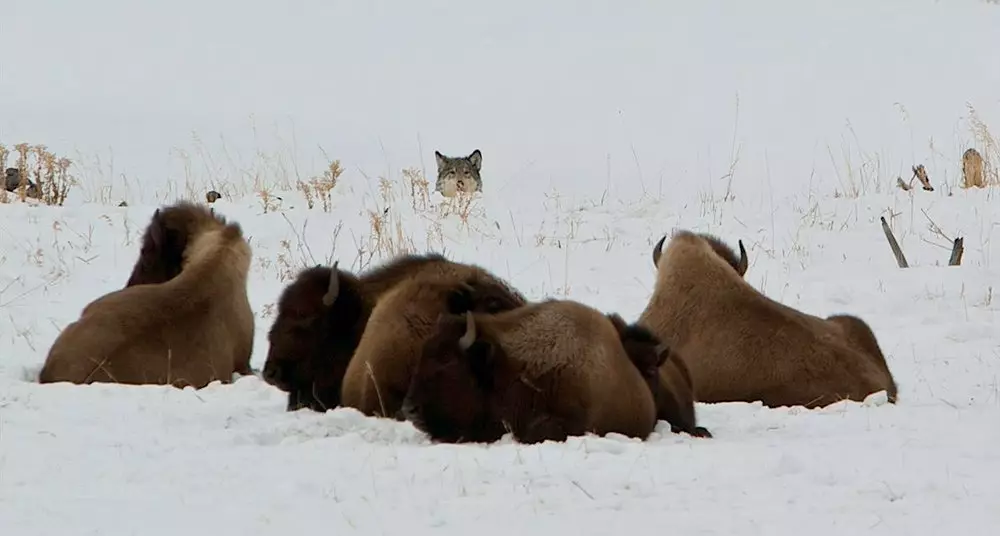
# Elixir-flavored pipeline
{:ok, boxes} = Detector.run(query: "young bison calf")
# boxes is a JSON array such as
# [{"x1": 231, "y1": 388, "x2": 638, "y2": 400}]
[
  {"x1": 400, "y1": 300, "x2": 659, "y2": 444},
  {"x1": 39, "y1": 202, "x2": 255, "y2": 388},
  {"x1": 263, "y1": 254, "x2": 526, "y2": 412},
  {"x1": 638, "y1": 230, "x2": 898, "y2": 409},
  {"x1": 339, "y1": 271, "x2": 526, "y2": 419}
]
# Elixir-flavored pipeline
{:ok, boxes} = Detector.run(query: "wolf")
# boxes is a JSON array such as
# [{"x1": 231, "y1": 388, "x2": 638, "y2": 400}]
[{"x1": 435, "y1": 149, "x2": 483, "y2": 197}]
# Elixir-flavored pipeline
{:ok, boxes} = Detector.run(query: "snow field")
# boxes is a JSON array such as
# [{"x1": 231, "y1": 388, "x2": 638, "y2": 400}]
[{"x1": 2, "y1": 0, "x2": 1000, "y2": 533}]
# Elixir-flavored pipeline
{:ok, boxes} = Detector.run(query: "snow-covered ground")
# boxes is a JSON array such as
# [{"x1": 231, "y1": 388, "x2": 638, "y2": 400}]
[{"x1": 2, "y1": 0, "x2": 1000, "y2": 534}]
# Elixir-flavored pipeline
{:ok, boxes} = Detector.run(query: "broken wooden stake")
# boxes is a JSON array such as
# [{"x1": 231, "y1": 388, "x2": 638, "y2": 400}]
[
  {"x1": 948, "y1": 237, "x2": 964, "y2": 266},
  {"x1": 912, "y1": 165, "x2": 934, "y2": 191},
  {"x1": 880, "y1": 216, "x2": 909, "y2": 268}
]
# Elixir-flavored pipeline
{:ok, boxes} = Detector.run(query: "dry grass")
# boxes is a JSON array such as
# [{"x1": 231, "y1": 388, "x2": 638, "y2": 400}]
[
  {"x1": 0, "y1": 143, "x2": 77, "y2": 206},
  {"x1": 297, "y1": 160, "x2": 344, "y2": 212},
  {"x1": 827, "y1": 121, "x2": 885, "y2": 199}
]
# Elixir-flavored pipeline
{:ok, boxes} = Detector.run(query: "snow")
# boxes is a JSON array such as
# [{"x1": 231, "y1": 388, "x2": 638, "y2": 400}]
[{"x1": 2, "y1": 0, "x2": 1000, "y2": 534}]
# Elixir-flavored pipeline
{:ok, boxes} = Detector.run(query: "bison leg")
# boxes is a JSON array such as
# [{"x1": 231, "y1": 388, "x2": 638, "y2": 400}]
[{"x1": 512, "y1": 413, "x2": 575, "y2": 444}]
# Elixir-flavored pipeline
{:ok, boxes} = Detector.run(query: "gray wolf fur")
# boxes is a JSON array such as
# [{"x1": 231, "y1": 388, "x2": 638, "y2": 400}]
[{"x1": 435, "y1": 150, "x2": 483, "y2": 197}]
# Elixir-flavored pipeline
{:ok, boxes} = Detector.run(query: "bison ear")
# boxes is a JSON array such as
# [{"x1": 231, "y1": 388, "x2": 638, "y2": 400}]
[
  {"x1": 605, "y1": 313, "x2": 628, "y2": 335},
  {"x1": 322, "y1": 261, "x2": 340, "y2": 306},
  {"x1": 146, "y1": 209, "x2": 165, "y2": 247},
  {"x1": 653, "y1": 342, "x2": 671, "y2": 368},
  {"x1": 446, "y1": 283, "x2": 475, "y2": 315}
]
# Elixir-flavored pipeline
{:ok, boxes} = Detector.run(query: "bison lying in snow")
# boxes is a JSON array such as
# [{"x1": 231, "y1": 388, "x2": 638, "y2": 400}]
[
  {"x1": 39, "y1": 201, "x2": 256, "y2": 388},
  {"x1": 638, "y1": 230, "x2": 898, "y2": 409},
  {"x1": 262, "y1": 254, "x2": 526, "y2": 412},
  {"x1": 339, "y1": 270, "x2": 527, "y2": 418},
  {"x1": 400, "y1": 300, "x2": 660, "y2": 444},
  {"x1": 124, "y1": 202, "x2": 221, "y2": 287},
  {"x1": 607, "y1": 314, "x2": 712, "y2": 438}
]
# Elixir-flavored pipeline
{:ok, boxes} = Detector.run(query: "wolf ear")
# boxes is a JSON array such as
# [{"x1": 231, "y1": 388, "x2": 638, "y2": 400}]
[
  {"x1": 468, "y1": 149, "x2": 482, "y2": 170},
  {"x1": 435, "y1": 151, "x2": 447, "y2": 169}
]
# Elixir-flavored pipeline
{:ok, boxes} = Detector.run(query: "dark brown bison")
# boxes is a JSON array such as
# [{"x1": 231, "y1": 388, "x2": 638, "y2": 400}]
[
  {"x1": 606, "y1": 314, "x2": 712, "y2": 438},
  {"x1": 262, "y1": 254, "x2": 526, "y2": 412},
  {"x1": 39, "y1": 202, "x2": 255, "y2": 388},
  {"x1": 400, "y1": 299, "x2": 659, "y2": 444},
  {"x1": 339, "y1": 270, "x2": 527, "y2": 418},
  {"x1": 637, "y1": 230, "x2": 898, "y2": 409}
]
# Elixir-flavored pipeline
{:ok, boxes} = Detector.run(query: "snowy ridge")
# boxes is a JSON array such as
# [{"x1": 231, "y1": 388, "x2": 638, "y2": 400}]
[{"x1": 3, "y1": 0, "x2": 1000, "y2": 534}]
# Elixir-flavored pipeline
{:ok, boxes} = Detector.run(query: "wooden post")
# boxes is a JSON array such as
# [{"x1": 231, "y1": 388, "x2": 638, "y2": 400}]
[
  {"x1": 880, "y1": 217, "x2": 909, "y2": 268},
  {"x1": 948, "y1": 237, "x2": 964, "y2": 266}
]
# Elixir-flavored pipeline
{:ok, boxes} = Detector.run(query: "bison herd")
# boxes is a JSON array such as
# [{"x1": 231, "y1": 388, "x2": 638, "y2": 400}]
[{"x1": 37, "y1": 200, "x2": 898, "y2": 444}]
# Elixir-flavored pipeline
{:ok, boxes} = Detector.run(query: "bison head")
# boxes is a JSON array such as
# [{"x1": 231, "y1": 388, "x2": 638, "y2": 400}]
[
  {"x1": 263, "y1": 263, "x2": 365, "y2": 412},
  {"x1": 402, "y1": 311, "x2": 503, "y2": 443},
  {"x1": 126, "y1": 201, "x2": 227, "y2": 287},
  {"x1": 652, "y1": 232, "x2": 748, "y2": 277}
]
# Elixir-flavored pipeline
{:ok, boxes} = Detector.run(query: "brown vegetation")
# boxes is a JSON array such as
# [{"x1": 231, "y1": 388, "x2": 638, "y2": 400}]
[{"x1": 962, "y1": 148, "x2": 986, "y2": 189}]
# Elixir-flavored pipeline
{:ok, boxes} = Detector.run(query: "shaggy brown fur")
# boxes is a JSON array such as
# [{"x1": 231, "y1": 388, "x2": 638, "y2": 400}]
[
  {"x1": 39, "y1": 209, "x2": 255, "y2": 388},
  {"x1": 126, "y1": 202, "x2": 220, "y2": 286},
  {"x1": 263, "y1": 254, "x2": 526, "y2": 412},
  {"x1": 962, "y1": 148, "x2": 986, "y2": 189},
  {"x1": 339, "y1": 270, "x2": 526, "y2": 418},
  {"x1": 400, "y1": 300, "x2": 659, "y2": 444},
  {"x1": 122, "y1": 202, "x2": 255, "y2": 376},
  {"x1": 606, "y1": 314, "x2": 712, "y2": 438},
  {"x1": 638, "y1": 230, "x2": 898, "y2": 409}
]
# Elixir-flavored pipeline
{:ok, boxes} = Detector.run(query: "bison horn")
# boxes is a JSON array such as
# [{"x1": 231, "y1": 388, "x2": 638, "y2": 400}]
[
  {"x1": 736, "y1": 240, "x2": 748, "y2": 276},
  {"x1": 652, "y1": 236, "x2": 666, "y2": 267},
  {"x1": 458, "y1": 311, "x2": 477, "y2": 351},
  {"x1": 322, "y1": 261, "x2": 340, "y2": 306}
]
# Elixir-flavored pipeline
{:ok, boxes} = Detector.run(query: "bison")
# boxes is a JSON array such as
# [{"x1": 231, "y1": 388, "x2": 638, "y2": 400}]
[
  {"x1": 120, "y1": 201, "x2": 255, "y2": 376},
  {"x1": 39, "y1": 202, "x2": 256, "y2": 388},
  {"x1": 606, "y1": 313, "x2": 712, "y2": 438},
  {"x1": 262, "y1": 254, "x2": 526, "y2": 412},
  {"x1": 339, "y1": 270, "x2": 527, "y2": 418},
  {"x1": 637, "y1": 230, "x2": 898, "y2": 409},
  {"x1": 400, "y1": 299, "x2": 659, "y2": 444}
]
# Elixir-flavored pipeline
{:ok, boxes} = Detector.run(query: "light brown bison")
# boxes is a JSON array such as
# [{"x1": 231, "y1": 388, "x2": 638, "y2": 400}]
[
  {"x1": 339, "y1": 270, "x2": 527, "y2": 418},
  {"x1": 400, "y1": 299, "x2": 659, "y2": 444},
  {"x1": 638, "y1": 230, "x2": 898, "y2": 409},
  {"x1": 606, "y1": 313, "x2": 712, "y2": 438},
  {"x1": 121, "y1": 202, "x2": 254, "y2": 376},
  {"x1": 263, "y1": 254, "x2": 526, "y2": 412},
  {"x1": 39, "y1": 202, "x2": 255, "y2": 388}
]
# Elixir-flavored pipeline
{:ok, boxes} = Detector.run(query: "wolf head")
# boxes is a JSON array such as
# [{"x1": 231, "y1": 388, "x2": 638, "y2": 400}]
[{"x1": 435, "y1": 149, "x2": 483, "y2": 197}]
